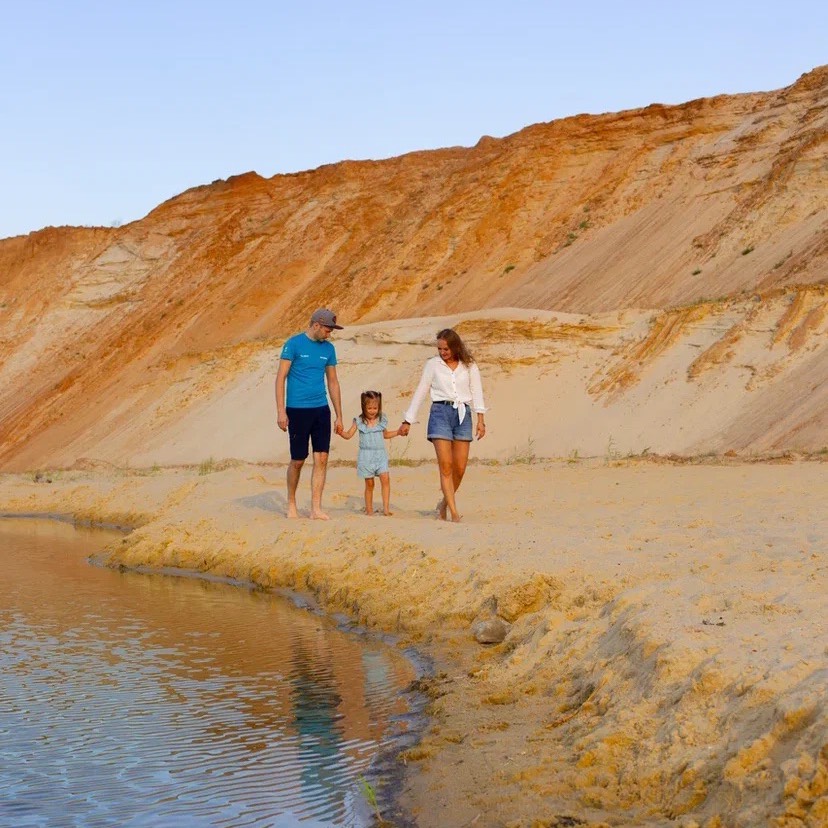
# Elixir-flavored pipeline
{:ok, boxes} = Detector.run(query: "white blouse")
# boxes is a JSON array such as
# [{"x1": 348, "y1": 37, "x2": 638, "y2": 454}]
[{"x1": 403, "y1": 356, "x2": 487, "y2": 425}]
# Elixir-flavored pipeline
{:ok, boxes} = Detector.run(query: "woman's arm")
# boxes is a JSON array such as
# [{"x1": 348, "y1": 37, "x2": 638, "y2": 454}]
[
  {"x1": 469, "y1": 363, "x2": 487, "y2": 414},
  {"x1": 402, "y1": 359, "x2": 435, "y2": 425},
  {"x1": 470, "y1": 363, "x2": 487, "y2": 440}
]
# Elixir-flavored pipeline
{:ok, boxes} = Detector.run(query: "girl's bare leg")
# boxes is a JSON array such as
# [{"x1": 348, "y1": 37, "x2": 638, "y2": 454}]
[
  {"x1": 364, "y1": 477, "x2": 375, "y2": 515},
  {"x1": 433, "y1": 439, "x2": 461, "y2": 521},
  {"x1": 379, "y1": 472, "x2": 392, "y2": 515}
]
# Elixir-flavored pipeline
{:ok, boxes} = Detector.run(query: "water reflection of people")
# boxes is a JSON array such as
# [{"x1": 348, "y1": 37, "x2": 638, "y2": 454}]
[
  {"x1": 290, "y1": 643, "x2": 350, "y2": 817},
  {"x1": 2, "y1": 520, "x2": 414, "y2": 824}
]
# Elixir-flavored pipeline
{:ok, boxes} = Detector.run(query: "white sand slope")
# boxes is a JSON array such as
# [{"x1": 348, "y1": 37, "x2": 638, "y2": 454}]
[{"x1": 20, "y1": 286, "x2": 824, "y2": 472}]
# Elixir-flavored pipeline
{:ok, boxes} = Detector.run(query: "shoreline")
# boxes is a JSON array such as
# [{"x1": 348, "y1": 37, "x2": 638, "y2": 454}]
[
  {"x1": 1, "y1": 509, "x2": 432, "y2": 828},
  {"x1": 97, "y1": 554, "x2": 435, "y2": 828},
  {"x1": 1, "y1": 460, "x2": 826, "y2": 826}
]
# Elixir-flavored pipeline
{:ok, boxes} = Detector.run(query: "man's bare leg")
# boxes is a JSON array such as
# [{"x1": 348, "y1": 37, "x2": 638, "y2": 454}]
[
  {"x1": 286, "y1": 459, "x2": 304, "y2": 518},
  {"x1": 310, "y1": 451, "x2": 330, "y2": 520}
]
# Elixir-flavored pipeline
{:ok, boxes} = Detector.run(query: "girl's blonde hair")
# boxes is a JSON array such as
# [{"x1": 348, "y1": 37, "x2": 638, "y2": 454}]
[
  {"x1": 436, "y1": 328, "x2": 474, "y2": 366},
  {"x1": 359, "y1": 390, "x2": 383, "y2": 423}
]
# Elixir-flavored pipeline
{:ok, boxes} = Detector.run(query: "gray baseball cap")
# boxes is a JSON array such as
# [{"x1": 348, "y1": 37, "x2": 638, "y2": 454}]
[{"x1": 310, "y1": 308, "x2": 343, "y2": 329}]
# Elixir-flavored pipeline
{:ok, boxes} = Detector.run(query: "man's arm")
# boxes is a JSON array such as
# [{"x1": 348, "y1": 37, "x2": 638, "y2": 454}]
[
  {"x1": 326, "y1": 364, "x2": 343, "y2": 435},
  {"x1": 275, "y1": 358, "x2": 291, "y2": 431}
]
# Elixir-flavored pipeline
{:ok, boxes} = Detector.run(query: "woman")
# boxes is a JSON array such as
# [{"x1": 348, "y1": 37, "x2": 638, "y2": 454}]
[{"x1": 399, "y1": 329, "x2": 487, "y2": 522}]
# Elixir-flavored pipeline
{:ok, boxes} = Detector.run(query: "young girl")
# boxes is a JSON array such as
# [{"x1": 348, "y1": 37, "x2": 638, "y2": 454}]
[{"x1": 339, "y1": 390, "x2": 400, "y2": 515}]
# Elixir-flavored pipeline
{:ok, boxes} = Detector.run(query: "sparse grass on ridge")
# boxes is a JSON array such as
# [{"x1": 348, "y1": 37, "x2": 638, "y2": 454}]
[
  {"x1": 505, "y1": 437, "x2": 537, "y2": 465},
  {"x1": 455, "y1": 318, "x2": 614, "y2": 344},
  {"x1": 604, "y1": 435, "x2": 621, "y2": 465},
  {"x1": 773, "y1": 251, "x2": 793, "y2": 269}
]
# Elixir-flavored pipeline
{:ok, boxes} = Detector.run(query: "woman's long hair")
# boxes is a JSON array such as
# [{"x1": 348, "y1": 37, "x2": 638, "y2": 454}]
[
  {"x1": 436, "y1": 328, "x2": 474, "y2": 366},
  {"x1": 359, "y1": 390, "x2": 382, "y2": 423}
]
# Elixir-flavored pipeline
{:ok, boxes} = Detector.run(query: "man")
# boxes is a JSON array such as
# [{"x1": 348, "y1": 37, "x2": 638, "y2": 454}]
[{"x1": 275, "y1": 308, "x2": 344, "y2": 519}]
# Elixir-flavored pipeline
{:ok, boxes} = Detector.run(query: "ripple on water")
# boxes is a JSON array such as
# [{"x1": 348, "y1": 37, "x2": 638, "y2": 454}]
[{"x1": 0, "y1": 518, "x2": 419, "y2": 827}]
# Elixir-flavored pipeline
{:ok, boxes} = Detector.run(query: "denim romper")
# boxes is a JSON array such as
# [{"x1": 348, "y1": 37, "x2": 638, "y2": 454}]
[{"x1": 356, "y1": 414, "x2": 389, "y2": 479}]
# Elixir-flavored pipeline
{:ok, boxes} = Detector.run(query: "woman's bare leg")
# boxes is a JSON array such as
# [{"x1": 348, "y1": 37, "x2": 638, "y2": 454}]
[
  {"x1": 379, "y1": 472, "x2": 392, "y2": 515},
  {"x1": 436, "y1": 440, "x2": 471, "y2": 520},
  {"x1": 433, "y1": 439, "x2": 461, "y2": 521},
  {"x1": 451, "y1": 440, "x2": 471, "y2": 492}
]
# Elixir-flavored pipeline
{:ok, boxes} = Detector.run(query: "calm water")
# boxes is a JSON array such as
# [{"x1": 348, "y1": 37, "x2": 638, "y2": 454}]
[{"x1": 0, "y1": 518, "x2": 419, "y2": 827}]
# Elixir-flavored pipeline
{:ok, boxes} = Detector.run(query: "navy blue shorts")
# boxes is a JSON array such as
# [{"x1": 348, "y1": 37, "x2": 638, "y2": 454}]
[
  {"x1": 286, "y1": 406, "x2": 331, "y2": 460},
  {"x1": 427, "y1": 401, "x2": 473, "y2": 442}
]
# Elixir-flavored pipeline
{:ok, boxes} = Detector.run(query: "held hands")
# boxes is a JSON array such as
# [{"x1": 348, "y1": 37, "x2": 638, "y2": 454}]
[
  {"x1": 398, "y1": 422, "x2": 410, "y2": 437},
  {"x1": 336, "y1": 419, "x2": 355, "y2": 440},
  {"x1": 334, "y1": 418, "x2": 344, "y2": 437}
]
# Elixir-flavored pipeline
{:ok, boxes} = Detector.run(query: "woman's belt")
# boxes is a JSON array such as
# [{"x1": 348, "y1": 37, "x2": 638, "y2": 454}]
[{"x1": 431, "y1": 399, "x2": 469, "y2": 423}]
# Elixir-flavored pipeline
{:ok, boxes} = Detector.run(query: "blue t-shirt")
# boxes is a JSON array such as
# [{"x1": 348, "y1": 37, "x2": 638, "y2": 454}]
[{"x1": 280, "y1": 333, "x2": 337, "y2": 408}]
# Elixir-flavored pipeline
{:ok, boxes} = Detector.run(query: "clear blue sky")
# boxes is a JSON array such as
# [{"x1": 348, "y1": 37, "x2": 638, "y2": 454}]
[{"x1": 1, "y1": 1, "x2": 825, "y2": 239}]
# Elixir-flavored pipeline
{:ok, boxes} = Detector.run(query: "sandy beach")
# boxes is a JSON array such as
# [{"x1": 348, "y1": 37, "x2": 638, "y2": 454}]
[{"x1": 1, "y1": 457, "x2": 825, "y2": 827}]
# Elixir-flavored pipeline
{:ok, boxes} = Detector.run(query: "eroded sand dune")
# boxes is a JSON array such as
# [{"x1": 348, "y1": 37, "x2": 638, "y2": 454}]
[
  {"x1": 1, "y1": 289, "x2": 822, "y2": 471},
  {"x1": 0, "y1": 67, "x2": 826, "y2": 827},
  {"x1": 0, "y1": 67, "x2": 826, "y2": 470}
]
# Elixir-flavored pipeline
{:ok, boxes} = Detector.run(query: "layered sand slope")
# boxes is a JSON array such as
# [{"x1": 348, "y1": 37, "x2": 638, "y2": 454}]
[
  {"x1": 1, "y1": 292, "x2": 824, "y2": 471},
  {"x1": 0, "y1": 67, "x2": 826, "y2": 469}
]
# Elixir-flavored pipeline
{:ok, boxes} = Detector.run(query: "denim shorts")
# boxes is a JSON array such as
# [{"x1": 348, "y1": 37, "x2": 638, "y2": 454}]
[{"x1": 427, "y1": 401, "x2": 473, "y2": 442}]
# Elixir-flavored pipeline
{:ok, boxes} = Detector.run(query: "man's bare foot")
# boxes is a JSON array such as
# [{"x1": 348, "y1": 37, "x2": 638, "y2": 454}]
[
  {"x1": 287, "y1": 505, "x2": 300, "y2": 519},
  {"x1": 310, "y1": 510, "x2": 330, "y2": 520}
]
